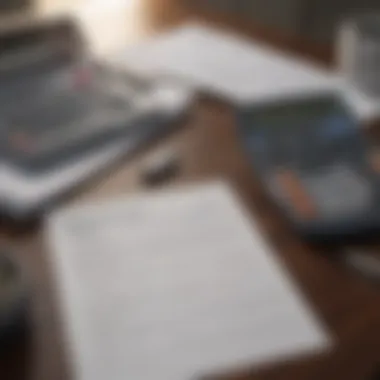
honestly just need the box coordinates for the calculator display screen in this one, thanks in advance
[251,98,341,127]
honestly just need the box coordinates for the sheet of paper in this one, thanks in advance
[120,23,337,104]
[117,23,380,121]
[47,182,331,380]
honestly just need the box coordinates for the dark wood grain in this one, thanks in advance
[1,1,380,379]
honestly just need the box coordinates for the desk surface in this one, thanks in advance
[2,1,380,380]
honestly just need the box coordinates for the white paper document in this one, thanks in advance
[47,182,331,380]
[120,23,337,104]
[118,22,380,120]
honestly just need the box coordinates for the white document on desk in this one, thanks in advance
[119,23,337,104]
[47,182,331,380]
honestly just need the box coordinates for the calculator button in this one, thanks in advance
[273,170,317,220]
[250,135,267,153]
[319,116,354,139]
[302,164,372,219]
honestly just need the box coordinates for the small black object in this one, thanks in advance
[0,252,29,350]
[141,153,180,187]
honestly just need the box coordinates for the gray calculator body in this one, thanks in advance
[237,95,380,242]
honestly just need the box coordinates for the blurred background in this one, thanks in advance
[1,1,380,379]
[188,0,379,44]
[0,0,378,60]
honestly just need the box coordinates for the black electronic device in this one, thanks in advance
[0,18,192,220]
[237,94,380,242]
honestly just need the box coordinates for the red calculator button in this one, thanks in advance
[275,170,317,220]
[73,68,92,88]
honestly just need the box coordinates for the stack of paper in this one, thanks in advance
[116,22,380,120]
[47,182,331,380]
[119,23,336,104]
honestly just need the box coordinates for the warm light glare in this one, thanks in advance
[74,0,147,56]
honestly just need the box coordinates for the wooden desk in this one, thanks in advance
[1,1,380,379]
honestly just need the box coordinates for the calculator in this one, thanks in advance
[0,18,192,220]
[0,62,183,173]
[237,95,380,242]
